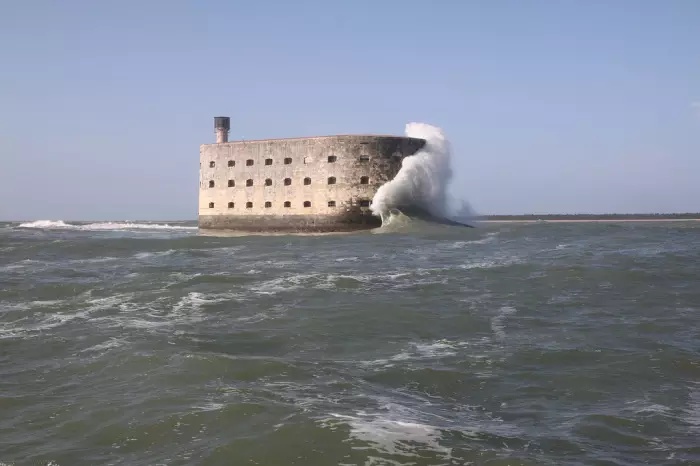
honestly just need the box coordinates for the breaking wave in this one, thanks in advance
[371,123,476,226]
[17,220,197,231]
[372,208,473,234]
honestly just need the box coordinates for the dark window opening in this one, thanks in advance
[265,158,273,165]
[360,176,369,184]
[209,161,215,168]
[246,179,253,187]
[208,202,214,208]
[246,159,254,166]
[246,202,253,209]
[359,200,371,207]
[284,178,291,186]
[303,201,311,208]
[209,180,215,188]
[359,155,370,162]
[265,178,272,186]
[265,201,272,208]
[284,158,292,165]
[284,201,291,208]
[328,201,336,207]
[228,180,234,187]
[228,202,234,208]
[327,176,336,185]
[228,160,235,167]
[328,155,337,163]
[304,177,311,185]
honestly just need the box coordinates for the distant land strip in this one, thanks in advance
[476,213,700,222]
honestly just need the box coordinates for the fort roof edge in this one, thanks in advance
[201,134,427,146]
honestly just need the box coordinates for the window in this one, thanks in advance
[208,202,214,208]
[359,155,370,162]
[284,158,292,165]
[303,201,311,208]
[265,178,272,186]
[265,201,272,208]
[327,176,336,185]
[228,180,234,187]
[359,200,371,207]
[284,201,291,208]
[328,155,337,163]
[246,179,253,187]
[304,177,311,185]
[304,157,311,164]
[246,202,253,209]
[328,201,336,207]
[228,202,234,208]
[360,176,369,184]
[209,161,215,168]
[228,160,235,167]
[265,158,273,165]
[284,178,291,186]
[246,159,254,166]
[209,180,215,188]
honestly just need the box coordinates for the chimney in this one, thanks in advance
[214,116,230,143]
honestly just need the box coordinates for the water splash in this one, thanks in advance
[371,123,476,226]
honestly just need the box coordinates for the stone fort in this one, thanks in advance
[199,116,425,232]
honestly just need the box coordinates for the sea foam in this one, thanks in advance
[18,220,196,231]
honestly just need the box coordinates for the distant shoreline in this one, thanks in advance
[479,218,700,223]
[474,213,700,223]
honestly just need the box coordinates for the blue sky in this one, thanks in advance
[1,0,698,220]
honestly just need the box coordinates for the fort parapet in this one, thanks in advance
[198,117,425,232]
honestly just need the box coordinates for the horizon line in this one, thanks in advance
[3,212,700,223]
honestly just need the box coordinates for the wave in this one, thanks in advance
[17,220,197,231]
[320,395,521,463]
[373,208,474,233]
[371,123,477,227]
[324,411,452,460]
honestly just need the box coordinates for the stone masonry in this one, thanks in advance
[198,134,425,232]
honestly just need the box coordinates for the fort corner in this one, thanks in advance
[198,117,426,233]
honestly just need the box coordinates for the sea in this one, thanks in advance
[1,218,699,466]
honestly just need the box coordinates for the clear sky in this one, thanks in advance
[1,0,699,220]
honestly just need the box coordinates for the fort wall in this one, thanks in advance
[198,132,425,232]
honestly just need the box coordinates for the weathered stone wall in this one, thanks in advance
[198,135,425,232]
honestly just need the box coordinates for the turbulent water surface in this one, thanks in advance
[1,219,699,465]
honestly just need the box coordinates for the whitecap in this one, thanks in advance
[248,274,318,295]
[18,220,196,231]
[193,402,226,412]
[684,382,700,432]
[0,259,48,273]
[363,339,465,367]
[491,306,517,341]
[448,232,500,248]
[171,291,235,315]
[80,337,127,354]
[459,256,521,270]
[133,249,176,260]
[325,412,452,459]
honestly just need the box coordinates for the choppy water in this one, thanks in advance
[1,219,699,466]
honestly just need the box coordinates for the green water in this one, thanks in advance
[1,220,699,465]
